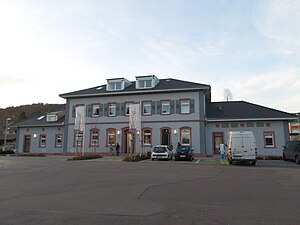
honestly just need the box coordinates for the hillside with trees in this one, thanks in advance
[0,103,65,133]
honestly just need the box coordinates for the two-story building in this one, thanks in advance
[14,75,297,157]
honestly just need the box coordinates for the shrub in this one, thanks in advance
[0,150,15,155]
[67,155,103,161]
[123,154,150,162]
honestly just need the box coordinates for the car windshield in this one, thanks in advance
[153,146,167,153]
[176,146,190,152]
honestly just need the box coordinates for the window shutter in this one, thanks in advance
[116,103,121,116]
[156,101,161,114]
[176,100,180,114]
[121,103,125,116]
[190,99,195,113]
[99,103,104,116]
[87,104,92,117]
[171,100,175,114]
[104,104,108,117]
[151,101,156,114]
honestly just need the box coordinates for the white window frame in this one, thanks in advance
[90,129,99,147]
[108,103,116,117]
[55,134,63,148]
[161,100,171,115]
[39,135,46,148]
[108,81,122,91]
[181,128,191,146]
[143,129,152,146]
[125,103,134,116]
[138,80,152,89]
[92,104,100,117]
[143,102,152,115]
[264,132,275,148]
[180,99,190,114]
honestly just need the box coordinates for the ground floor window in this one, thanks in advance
[107,128,116,146]
[90,129,99,147]
[180,127,191,146]
[55,134,63,148]
[264,132,275,148]
[39,135,46,148]
[74,131,83,147]
[142,128,152,146]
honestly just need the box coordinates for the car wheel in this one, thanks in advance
[295,155,300,164]
[152,158,154,161]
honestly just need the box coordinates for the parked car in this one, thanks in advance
[174,146,194,161]
[227,131,257,165]
[151,145,173,161]
[283,140,300,164]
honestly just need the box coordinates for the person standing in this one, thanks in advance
[116,143,120,156]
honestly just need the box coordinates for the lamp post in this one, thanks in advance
[4,118,11,151]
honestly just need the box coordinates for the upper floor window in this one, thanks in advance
[125,102,134,116]
[180,99,190,114]
[108,103,116,117]
[55,134,63,148]
[92,104,100,117]
[39,135,46,148]
[143,101,152,115]
[161,100,170,115]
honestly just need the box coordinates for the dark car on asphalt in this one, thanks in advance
[174,146,194,161]
[283,140,300,164]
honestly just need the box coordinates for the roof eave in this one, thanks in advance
[207,117,297,122]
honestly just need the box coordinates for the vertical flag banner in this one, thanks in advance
[74,105,85,131]
[129,104,141,132]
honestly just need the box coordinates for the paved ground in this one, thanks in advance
[0,156,299,225]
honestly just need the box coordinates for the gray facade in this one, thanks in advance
[14,76,297,157]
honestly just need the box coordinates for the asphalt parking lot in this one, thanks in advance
[0,156,299,225]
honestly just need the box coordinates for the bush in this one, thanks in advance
[0,150,15,155]
[123,154,150,162]
[67,155,103,161]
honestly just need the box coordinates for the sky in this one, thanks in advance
[0,0,299,113]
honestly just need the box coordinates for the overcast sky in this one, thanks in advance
[0,0,299,113]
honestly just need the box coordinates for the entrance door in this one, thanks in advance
[23,135,31,153]
[161,128,170,146]
[122,129,135,154]
[213,132,224,154]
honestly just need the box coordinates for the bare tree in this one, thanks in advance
[223,89,233,101]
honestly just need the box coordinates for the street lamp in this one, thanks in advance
[4,118,11,151]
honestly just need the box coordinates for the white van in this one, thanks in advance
[227,131,257,165]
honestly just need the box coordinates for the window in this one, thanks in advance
[247,122,254,127]
[180,99,190,114]
[125,102,134,116]
[107,129,116,146]
[143,101,152,115]
[90,129,99,147]
[142,128,152,146]
[180,127,191,146]
[55,134,63,148]
[39,135,46,148]
[92,104,100,117]
[256,121,264,127]
[138,80,152,88]
[231,122,238,128]
[74,131,83,147]
[221,123,229,128]
[108,103,116,116]
[108,82,122,91]
[264,132,275,148]
[161,100,170,114]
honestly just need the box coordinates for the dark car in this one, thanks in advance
[283,140,300,164]
[174,146,194,161]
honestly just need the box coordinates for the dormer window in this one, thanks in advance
[136,75,159,89]
[108,81,122,91]
[47,114,58,122]
[106,78,131,91]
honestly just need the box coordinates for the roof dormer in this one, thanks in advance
[106,78,131,91]
[135,75,159,89]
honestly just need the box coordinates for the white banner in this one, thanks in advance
[129,104,141,132]
[74,105,85,132]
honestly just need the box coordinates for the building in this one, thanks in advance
[14,75,297,157]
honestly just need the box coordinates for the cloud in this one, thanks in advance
[212,67,300,113]
[254,0,300,47]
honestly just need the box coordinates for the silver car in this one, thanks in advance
[151,145,173,161]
